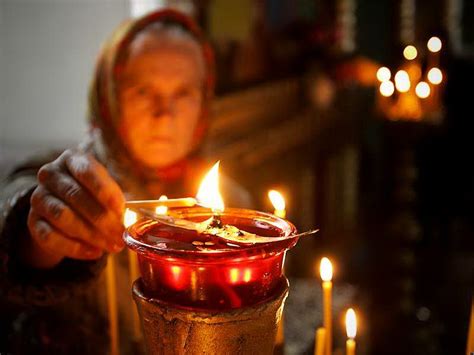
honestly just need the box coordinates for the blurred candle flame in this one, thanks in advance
[155,195,168,215]
[123,208,138,228]
[427,36,442,52]
[403,45,418,60]
[379,81,395,97]
[376,67,391,82]
[415,81,431,98]
[427,67,443,85]
[320,257,333,282]
[395,70,411,92]
[346,308,357,339]
[196,161,224,213]
[268,190,286,218]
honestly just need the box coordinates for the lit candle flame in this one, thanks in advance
[155,195,168,215]
[319,257,333,282]
[268,190,286,218]
[345,308,357,339]
[123,208,138,228]
[196,161,224,213]
[427,36,442,52]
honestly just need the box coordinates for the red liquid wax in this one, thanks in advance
[124,208,297,311]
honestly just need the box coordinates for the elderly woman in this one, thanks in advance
[0,9,250,354]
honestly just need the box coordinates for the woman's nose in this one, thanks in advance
[152,96,175,118]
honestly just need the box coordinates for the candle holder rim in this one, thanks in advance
[123,207,298,259]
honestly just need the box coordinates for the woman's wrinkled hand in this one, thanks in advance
[26,149,125,266]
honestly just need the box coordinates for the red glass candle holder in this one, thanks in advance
[124,207,298,311]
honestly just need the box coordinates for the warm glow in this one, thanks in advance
[376,67,391,82]
[379,81,395,97]
[243,269,252,283]
[415,81,431,98]
[230,268,239,283]
[196,161,224,212]
[123,208,138,228]
[345,308,357,339]
[427,67,443,85]
[403,45,418,60]
[395,70,411,92]
[319,257,333,282]
[268,190,285,211]
[155,195,168,215]
[427,36,442,52]
[171,265,181,278]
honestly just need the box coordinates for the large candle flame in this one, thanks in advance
[320,257,333,282]
[123,208,138,228]
[196,161,224,213]
[345,308,357,339]
[268,190,286,212]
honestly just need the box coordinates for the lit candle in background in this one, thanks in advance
[345,308,357,355]
[124,209,141,341]
[376,66,391,82]
[379,81,395,97]
[314,327,326,355]
[415,81,431,99]
[394,70,411,93]
[427,36,442,68]
[320,257,333,355]
[427,36,442,53]
[155,195,169,215]
[427,67,443,85]
[268,189,286,218]
[403,45,418,60]
[269,189,286,352]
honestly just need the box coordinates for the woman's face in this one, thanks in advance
[117,31,205,169]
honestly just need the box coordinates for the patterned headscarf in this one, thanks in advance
[87,9,214,198]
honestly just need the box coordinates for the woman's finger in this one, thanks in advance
[37,164,124,247]
[65,152,125,218]
[28,211,103,260]
[30,186,121,253]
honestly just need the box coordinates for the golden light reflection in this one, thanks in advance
[379,81,395,97]
[243,269,252,283]
[171,265,181,278]
[155,195,168,215]
[123,208,138,228]
[427,36,442,52]
[403,45,418,60]
[395,70,411,92]
[427,67,443,85]
[415,81,431,98]
[376,67,391,82]
[196,161,224,213]
[230,268,239,283]
[320,257,333,282]
[345,308,357,339]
